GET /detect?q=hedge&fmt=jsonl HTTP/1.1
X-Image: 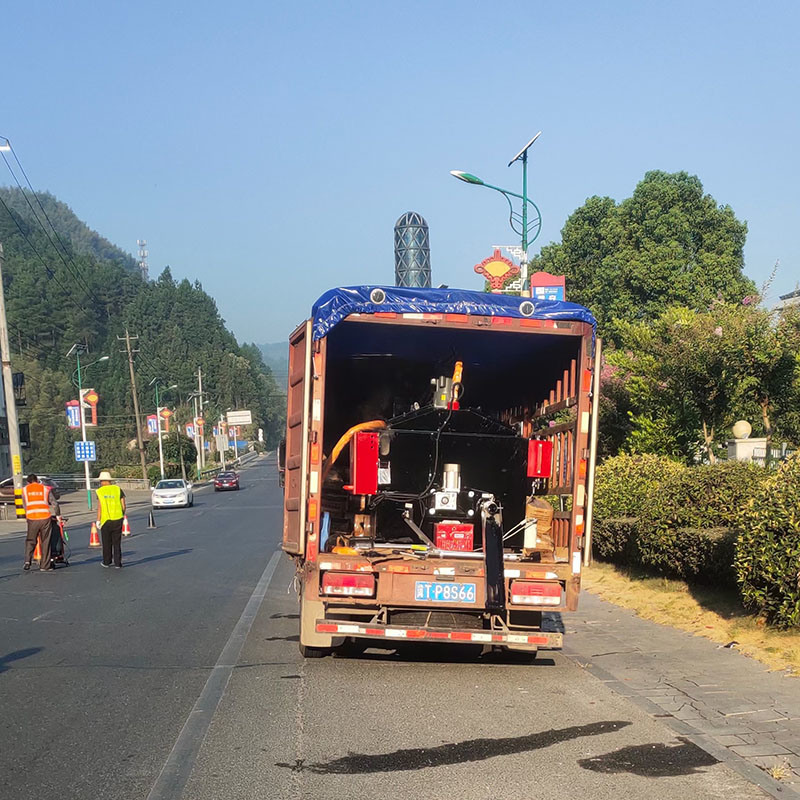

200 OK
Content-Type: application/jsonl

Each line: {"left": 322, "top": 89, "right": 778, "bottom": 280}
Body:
{"left": 592, "top": 458, "right": 768, "bottom": 589}
{"left": 735, "top": 456, "right": 800, "bottom": 629}
{"left": 591, "top": 517, "right": 638, "bottom": 564}
{"left": 593, "top": 454, "right": 684, "bottom": 520}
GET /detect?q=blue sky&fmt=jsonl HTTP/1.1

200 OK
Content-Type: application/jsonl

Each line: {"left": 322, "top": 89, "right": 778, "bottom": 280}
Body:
{"left": 1, "top": 0, "right": 797, "bottom": 343}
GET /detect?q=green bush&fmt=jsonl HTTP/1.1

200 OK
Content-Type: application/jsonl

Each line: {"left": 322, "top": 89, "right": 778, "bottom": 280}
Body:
{"left": 735, "top": 457, "right": 800, "bottom": 628}
{"left": 640, "top": 460, "right": 764, "bottom": 530}
{"left": 592, "top": 460, "right": 767, "bottom": 588}
{"left": 636, "top": 461, "right": 766, "bottom": 585}
{"left": 111, "top": 465, "right": 147, "bottom": 479}
{"left": 593, "top": 454, "right": 685, "bottom": 520}
{"left": 592, "top": 517, "right": 638, "bottom": 563}
{"left": 636, "top": 527, "right": 738, "bottom": 585}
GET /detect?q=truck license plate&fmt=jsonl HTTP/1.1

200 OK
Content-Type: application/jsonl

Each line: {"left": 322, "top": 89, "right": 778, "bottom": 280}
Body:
{"left": 414, "top": 581, "right": 476, "bottom": 603}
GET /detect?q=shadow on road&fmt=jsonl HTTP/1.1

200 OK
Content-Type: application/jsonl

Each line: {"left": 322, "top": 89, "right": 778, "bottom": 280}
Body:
{"left": 579, "top": 737, "right": 719, "bottom": 777}
{"left": 0, "top": 647, "right": 43, "bottom": 673}
{"left": 278, "top": 720, "right": 632, "bottom": 774}
{"left": 331, "top": 644, "right": 555, "bottom": 667}
{"left": 124, "top": 548, "right": 193, "bottom": 567}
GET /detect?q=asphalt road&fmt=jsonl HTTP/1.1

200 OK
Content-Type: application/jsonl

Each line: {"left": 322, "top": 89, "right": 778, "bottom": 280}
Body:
{"left": 0, "top": 457, "right": 770, "bottom": 800}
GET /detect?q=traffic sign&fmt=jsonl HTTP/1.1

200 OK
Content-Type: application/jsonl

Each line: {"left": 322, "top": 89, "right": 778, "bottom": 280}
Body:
{"left": 74, "top": 440, "right": 97, "bottom": 462}
{"left": 147, "top": 415, "right": 158, "bottom": 434}
{"left": 227, "top": 410, "right": 252, "bottom": 426}
{"left": 81, "top": 387, "right": 99, "bottom": 427}
{"left": 65, "top": 401, "right": 81, "bottom": 429}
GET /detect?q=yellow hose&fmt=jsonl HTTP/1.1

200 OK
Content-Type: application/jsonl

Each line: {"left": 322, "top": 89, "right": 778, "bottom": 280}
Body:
{"left": 322, "top": 420, "right": 387, "bottom": 482}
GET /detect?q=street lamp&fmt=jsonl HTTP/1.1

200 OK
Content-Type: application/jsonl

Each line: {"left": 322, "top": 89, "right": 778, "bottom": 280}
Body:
{"left": 67, "top": 346, "right": 109, "bottom": 509}
{"left": 188, "top": 391, "right": 210, "bottom": 478}
{"left": 450, "top": 132, "right": 543, "bottom": 293}
{"left": 149, "top": 378, "right": 177, "bottom": 480}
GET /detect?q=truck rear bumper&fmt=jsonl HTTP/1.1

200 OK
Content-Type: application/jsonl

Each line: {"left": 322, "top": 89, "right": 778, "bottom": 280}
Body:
{"left": 316, "top": 621, "right": 562, "bottom": 649}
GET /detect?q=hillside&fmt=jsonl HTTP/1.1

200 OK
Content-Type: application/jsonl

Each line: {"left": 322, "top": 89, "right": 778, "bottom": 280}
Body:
{"left": 257, "top": 342, "right": 288, "bottom": 390}
{"left": 0, "top": 187, "right": 138, "bottom": 271}
{"left": 0, "top": 186, "right": 285, "bottom": 474}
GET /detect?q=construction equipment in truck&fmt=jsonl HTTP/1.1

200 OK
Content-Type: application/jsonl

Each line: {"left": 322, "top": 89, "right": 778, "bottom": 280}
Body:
{"left": 282, "top": 285, "right": 599, "bottom": 658}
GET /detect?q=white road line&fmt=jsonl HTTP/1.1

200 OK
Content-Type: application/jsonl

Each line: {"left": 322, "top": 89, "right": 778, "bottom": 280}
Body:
{"left": 145, "top": 548, "right": 282, "bottom": 800}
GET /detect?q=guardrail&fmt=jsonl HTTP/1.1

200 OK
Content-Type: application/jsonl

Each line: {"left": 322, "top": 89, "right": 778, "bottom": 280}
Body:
{"left": 47, "top": 474, "right": 151, "bottom": 492}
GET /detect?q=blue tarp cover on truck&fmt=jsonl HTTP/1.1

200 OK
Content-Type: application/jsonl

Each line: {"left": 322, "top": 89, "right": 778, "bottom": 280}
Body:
{"left": 311, "top": 285, "right": 596, "bottom": 341}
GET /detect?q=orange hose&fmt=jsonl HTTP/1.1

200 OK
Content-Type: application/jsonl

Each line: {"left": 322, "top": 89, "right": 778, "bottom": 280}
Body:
{"left": 322, "top": 420, "right": 387, "bottom": 481}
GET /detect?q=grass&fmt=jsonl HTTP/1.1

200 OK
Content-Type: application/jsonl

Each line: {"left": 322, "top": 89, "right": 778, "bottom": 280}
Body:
{"left": 582, "top": 561, "right": 800, "bottom": 675}
{"left": 766, "top": 761, "right": 793, "bottom": 782}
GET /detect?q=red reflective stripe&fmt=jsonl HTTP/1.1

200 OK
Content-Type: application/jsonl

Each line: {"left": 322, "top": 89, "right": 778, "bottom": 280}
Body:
{"left": 491, "top": 634, "right": 505, "bottom": 643}
{"left": 520, "top": 318, "right": 544, "bottom": 328}
{"left": 405, "top": 629, "right": 426, "bottom": 639}
{"left": 365, "top": 628, "right": 384, "bottom": 637}
{"left": 428, "top": 631, "right": 449, "bottom": 640}
{"left": 449, "top": 631, "right": 473, "bottom": 641}
{"left": 527, "top": 636, "right": 550, "bottom": 645}
{"left": 374, "top": 312, "right": 397, "bottom": 318}
{"left": 491, "top": 317, "right": 513, "bottom": 326}
{"left": 445, "top": 314, "right": 468, "bottom": 323}
{"left": 316, "top": 623, "right": 337, "bottom": 633}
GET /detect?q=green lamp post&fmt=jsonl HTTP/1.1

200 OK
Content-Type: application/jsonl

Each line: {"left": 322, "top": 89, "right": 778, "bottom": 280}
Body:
{"left": 451, "top": 131, "right": 543, "bottom": 293}
{"left": 68, "top": 346, "right": 109, "bottom": 509}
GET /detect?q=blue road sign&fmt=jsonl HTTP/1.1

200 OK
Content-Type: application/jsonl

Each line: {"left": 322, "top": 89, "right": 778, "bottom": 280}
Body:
{"left": 74, "top": 440, "right": 97, "bottom": 462}
{"left": 65, "top": 402, "right": 81, "bottom": 429}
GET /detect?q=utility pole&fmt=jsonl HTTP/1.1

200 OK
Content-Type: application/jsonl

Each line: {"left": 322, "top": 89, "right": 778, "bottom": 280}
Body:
{"left": 119, "top": 330, "right": 148, "bottom": 482}
{"left": 154, "top": 381, "right": 165, "bottom": 480}
{"left": 0, "top": 243, "right": 25, "bottom": 518}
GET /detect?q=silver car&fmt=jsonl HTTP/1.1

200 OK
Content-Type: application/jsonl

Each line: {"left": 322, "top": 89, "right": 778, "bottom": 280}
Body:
{"left": 151, "top": 479, "right": 194, "bottom": 509}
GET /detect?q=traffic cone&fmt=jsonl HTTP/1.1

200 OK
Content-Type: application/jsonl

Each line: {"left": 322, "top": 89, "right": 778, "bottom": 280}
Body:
{"left": 89, "top": 522, "right": 101, "bottom": 548}
{"left": 33, "top": 539, "right": 41, "bottom": 562}
{"left": 122, "top": 516, "right": 131, "bottom": 536}
{"left": 147, "top": 510, "right": 156, "bottom": 529}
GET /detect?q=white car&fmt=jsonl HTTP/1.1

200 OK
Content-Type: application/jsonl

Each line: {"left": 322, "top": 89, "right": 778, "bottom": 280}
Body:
{"left": 152, "top": 479, "right": 194, "bottom": 509}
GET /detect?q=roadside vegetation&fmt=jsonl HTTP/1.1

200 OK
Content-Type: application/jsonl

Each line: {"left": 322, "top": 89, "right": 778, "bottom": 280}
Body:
{"left": 534, "top": 170, "right": 800, "bottom": 642}
{"left": 0, "top": 187, "right": 286, "bottom": 476}
{"left": 589, "top": 454, "right": 800, "bottom": 664}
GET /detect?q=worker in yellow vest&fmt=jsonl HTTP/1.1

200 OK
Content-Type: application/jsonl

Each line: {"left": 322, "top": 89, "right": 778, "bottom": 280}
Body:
{"left": 95, "top": 471, "right": 127, "bottom": 569}
{"left": 22, "top": 474, "right": 60, "bottom": 571}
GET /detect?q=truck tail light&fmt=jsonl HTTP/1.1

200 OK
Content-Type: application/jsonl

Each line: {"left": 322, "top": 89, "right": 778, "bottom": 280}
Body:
{"left": 321, "top": 572, "right": 376, "bottom": 598}
{"left": 510, "top": 580, "right": 561, "bottom": 606}
{"left": 527, "top": 439, "right": 553, "bottom": 478}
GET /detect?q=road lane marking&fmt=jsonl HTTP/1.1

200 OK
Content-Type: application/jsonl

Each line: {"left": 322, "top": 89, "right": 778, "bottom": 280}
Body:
{"left": 146, "top": 548, "right": 282, "bottom": 800}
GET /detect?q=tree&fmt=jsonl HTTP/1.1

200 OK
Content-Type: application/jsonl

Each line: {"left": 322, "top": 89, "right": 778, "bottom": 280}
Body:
{"left": 609, "top": 302, "right": 799, "bottom": 463}
{"left": 531, "top": 171, "right": 756, "bottom": 336}
{"left": 0, "top": 187, "right": 286, "bottom": 472}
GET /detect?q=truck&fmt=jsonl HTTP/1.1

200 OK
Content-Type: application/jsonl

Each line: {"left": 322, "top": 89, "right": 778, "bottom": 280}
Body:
{"left": 282, "top": 285, "right": 599, "bottom": 658}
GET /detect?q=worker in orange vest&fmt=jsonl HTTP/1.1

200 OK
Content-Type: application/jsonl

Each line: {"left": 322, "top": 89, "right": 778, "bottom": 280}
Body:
{"left": 22, "top": 474, "right": 60, "bottom": 572}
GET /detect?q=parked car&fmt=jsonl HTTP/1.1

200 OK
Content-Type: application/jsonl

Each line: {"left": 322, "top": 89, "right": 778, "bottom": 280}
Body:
{"left": 214, "top": 471, "right": 240, "bottom": 491}
{"left": 0, "top": 476, "right": 61, "bottom": 503}
{"left": 152, "top": 479, "right": 193, "bottom": 508}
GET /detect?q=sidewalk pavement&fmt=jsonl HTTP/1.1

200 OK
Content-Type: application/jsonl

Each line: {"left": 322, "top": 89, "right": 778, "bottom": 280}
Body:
{"left": 0, "top": 489, "right": 154, "bottom": 538}
{"left": 561, "top": 591, "right": 800, "bottom": 798}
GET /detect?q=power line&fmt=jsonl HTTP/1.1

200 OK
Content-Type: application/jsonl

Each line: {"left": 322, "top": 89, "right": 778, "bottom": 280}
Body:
{"left": 1, "top": 146, "right": 102, "bottom": 306}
